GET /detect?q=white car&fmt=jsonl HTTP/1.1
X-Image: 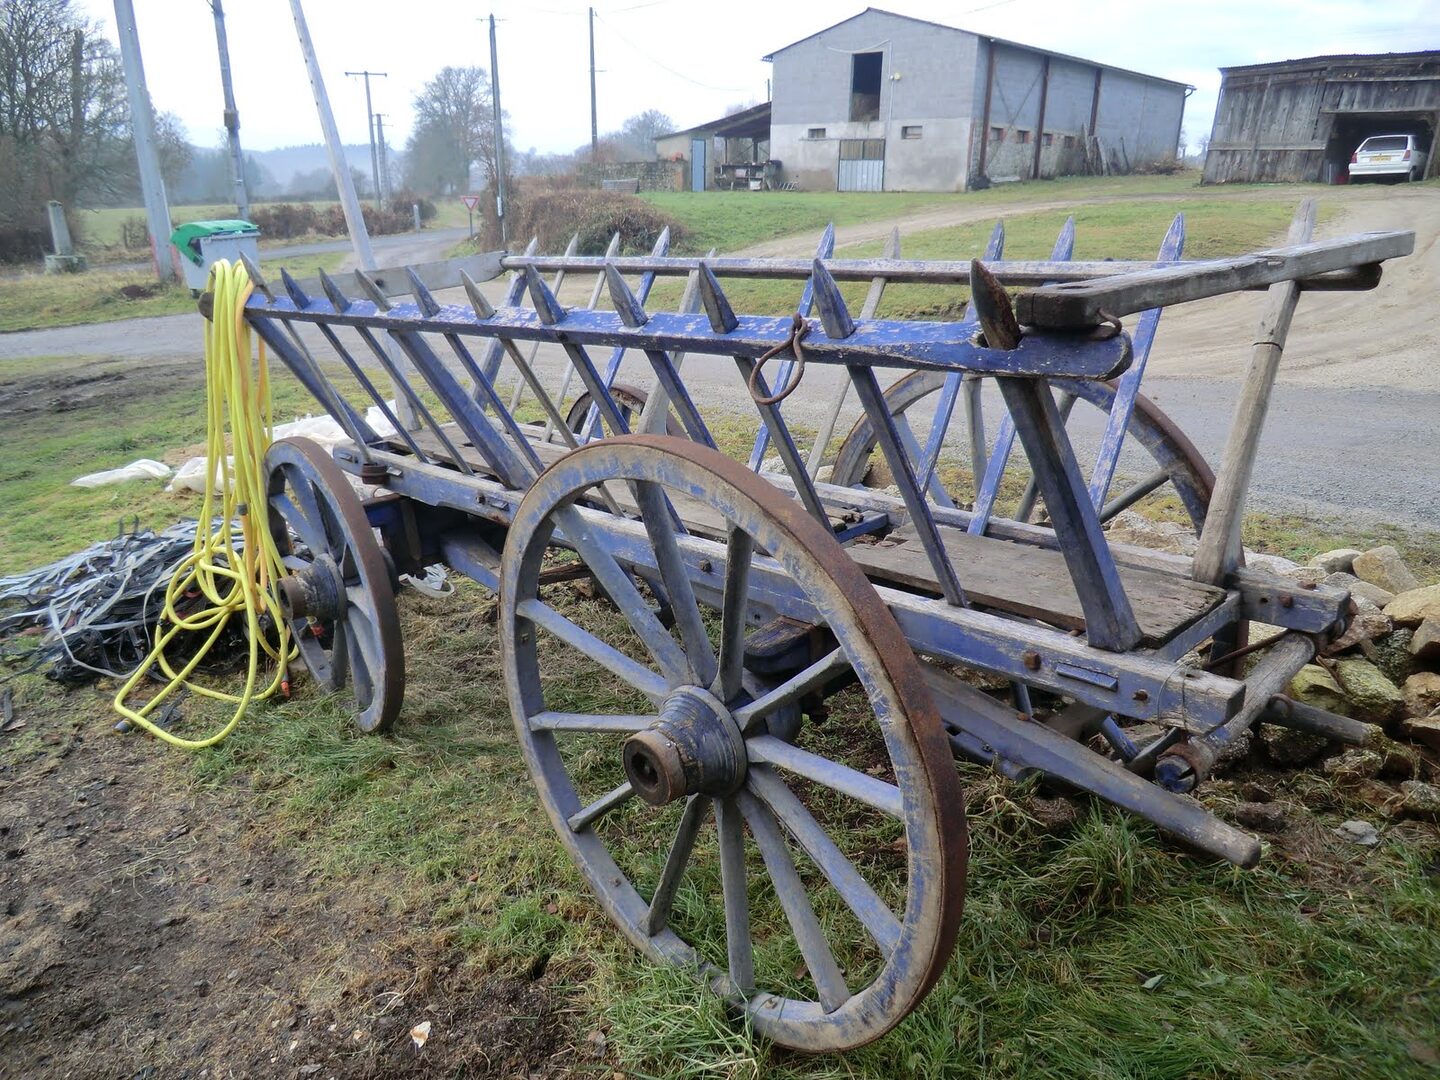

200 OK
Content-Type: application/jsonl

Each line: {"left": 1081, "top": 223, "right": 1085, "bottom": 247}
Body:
{"left": 1348, "top": 134, "right": 1428, "bottom": 182}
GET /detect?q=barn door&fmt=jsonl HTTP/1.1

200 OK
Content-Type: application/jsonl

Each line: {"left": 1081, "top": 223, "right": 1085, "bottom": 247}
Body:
{"left": 838, "top": 138, "right": 885, "bottom": 191}
{"left": 690, "top": 137, "right": 707, "bottom": 191}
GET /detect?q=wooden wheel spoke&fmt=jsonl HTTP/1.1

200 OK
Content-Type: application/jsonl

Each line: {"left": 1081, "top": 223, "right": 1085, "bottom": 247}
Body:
{"left": 747, "top": 766, "right": 901, "bottom": 957}
{"left": 1097, "top": 466, "right": 1170, "bottom": 523}
{"left": 271, "top": 491, "right": 326, "bottom": 553}
{"left": 745, "top": 735, "right": 903, "bottom": 819}
{"left": 517, "top": 598, "right": 668, "bottom": 704}
{"left": 711, "top": 527, "right": 755, "bottom": 703}
{"left": 528, "top": 712, "right": 656, "bottom": 733}
{"left": 633, "top": 481, "right": 716, "bottom": 686}
{"left": 645, "top": 794, "right": 710, "bottom": 936}
{"left": 318, "top": 617, "right": 346, "bottom": 688}
{"left": 715, "top": 796, "right": 754, "bottom": 994}
{"left": 738, "top": 791, "right": 850, "bottom": 1013}
{"left": 553, "top": 504, "right": 690, "bottom": 684}
{"left": 343, "top": 608, "right": 379, "bottom": 706}
{"left": 732, "top": 647, "right": 850, "bottom": 732}
{"left": 338, "top": 540, "right": 361, "bottom": 581}
{"left": 567, "top": 781, "right": 635, "bottom": 832}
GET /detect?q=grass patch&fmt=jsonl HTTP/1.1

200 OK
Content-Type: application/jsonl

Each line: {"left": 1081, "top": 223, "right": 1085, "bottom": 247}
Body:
{"left": 647, "top": 197, "right": 1320, "bottom": 319}
{"left": 642, "top": 174, "right": 1212, "bottom": 254}
{"left": 0, "top": 251, "right": 346, "bottom": 333}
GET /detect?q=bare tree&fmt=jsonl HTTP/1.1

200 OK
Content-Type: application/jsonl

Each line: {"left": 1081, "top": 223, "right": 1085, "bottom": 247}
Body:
{"left": 404, "top": 65, "right": 507, "bottom": 194}
{"left": 616, "top": 109, "right": 673, "bottom": 160}
{"left": 0, "top": 0, "right": 130, "bottom": 223}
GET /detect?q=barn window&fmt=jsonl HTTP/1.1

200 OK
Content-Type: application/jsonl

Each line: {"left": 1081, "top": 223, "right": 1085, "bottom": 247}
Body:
{"left": 807, "top": 127, "right": 827, "bottom": 139}
{"left": 990, "top": 126, "right": 1005, "bottom": 142}
{"left": 901, "top": 125, "right": 923, "bottom": 139}
{"left": 1042, "top": 132, "right": 1054, "bottom": 148}
{"left": 850, "top": 52, "right": 883, "bottom": 122}
{"left": 1016, "top": 129, "right": 1031, "bottom": 144}
{"left": 1063, "top": 134, "right": 1076, "bottom": 149}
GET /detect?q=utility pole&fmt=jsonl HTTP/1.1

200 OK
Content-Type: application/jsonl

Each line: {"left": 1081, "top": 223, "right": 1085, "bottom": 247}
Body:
{"left": 209, "top": 0, "right": 249, "bottom": 219}
{"left": 289, "top": 0, "right": 417, "bottom": 430}
{"left": 588, "top": 7, "right": 598, "bottom": 158}
{"left": 489, "top": 14, "right": 508, "bottom": 244}
{"left": 344, "top": 68, "right": 387, "bottom": 207}
{"left": 374, "top": 113, "right": 389, "bottom": 201}
{"left": 113, "top": 0, "right": 177, "bottom": 282}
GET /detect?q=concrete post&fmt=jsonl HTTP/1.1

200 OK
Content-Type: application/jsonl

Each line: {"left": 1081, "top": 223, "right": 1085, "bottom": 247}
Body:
{"left": 47, "top": 201, "right": 74, "bottom": 256}
{"left": 113, "top": 0, "right": 178, "bottom": 282}
{"left": 43, "top": 201, "right": 86, "bottom": 274}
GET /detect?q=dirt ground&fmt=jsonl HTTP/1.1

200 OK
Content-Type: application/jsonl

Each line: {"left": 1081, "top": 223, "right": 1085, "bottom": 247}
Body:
{"left": 0, "top": 356, "right": 193, "bottom": 425}
{"left": 0, "top": 723, "right": 569, "bottom": 1080}
{"left": 0, "top": 360, "right": 576, "bottom": 1079}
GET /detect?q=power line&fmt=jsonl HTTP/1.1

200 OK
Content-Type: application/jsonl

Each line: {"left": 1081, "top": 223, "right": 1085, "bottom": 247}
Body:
{"left": 593, "top": 13, "right": 750, "bottom": 92}
{"left": 959, "top": 0, "right": 1023, "bottom": 14}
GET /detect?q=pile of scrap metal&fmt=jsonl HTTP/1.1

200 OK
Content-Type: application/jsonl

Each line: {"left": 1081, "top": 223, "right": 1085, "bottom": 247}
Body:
{"left": 0, "top": 519, "right": 226, "bottom": 684}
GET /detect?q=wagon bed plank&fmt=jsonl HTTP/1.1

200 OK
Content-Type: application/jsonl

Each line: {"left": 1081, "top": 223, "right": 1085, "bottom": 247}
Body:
{"left": 397, "top": 423, "right": 1220, "bottom": 645}
{"left": 851, "top": 525, "right": 1223, "bottom": 647}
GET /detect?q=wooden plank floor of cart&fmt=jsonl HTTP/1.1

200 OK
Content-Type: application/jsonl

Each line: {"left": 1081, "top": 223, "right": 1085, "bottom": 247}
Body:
{"left": 392, "top": 423, "right": 1225, "bottom": 648}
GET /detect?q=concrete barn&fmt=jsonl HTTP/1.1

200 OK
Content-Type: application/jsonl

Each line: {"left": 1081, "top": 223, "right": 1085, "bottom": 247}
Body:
{"left": 762, "top": 8, "right": 1189, "bottom": 192}
{"left": 1202, "top": 51, "right": 1440, "bottom": 184}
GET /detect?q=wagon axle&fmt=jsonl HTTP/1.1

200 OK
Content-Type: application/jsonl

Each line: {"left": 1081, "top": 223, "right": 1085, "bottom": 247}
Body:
{"left": 622, "top": 685, "right": 747, "bottom": 805}
{"left": 274, "top": 555, "right": 345, "bottom": 622}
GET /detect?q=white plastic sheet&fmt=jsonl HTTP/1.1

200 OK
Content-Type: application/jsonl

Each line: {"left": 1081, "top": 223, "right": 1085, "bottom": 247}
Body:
{"left": 71, "top": 459, "right": 172, "bottom": 488}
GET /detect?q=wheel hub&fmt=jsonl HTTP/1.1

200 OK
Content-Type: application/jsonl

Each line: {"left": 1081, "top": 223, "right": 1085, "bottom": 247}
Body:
{"left": 623, "top": 686, "right": 747, "bottom": 805}
{"left": 275, "top": 554, "right": 347, "bottom": 622}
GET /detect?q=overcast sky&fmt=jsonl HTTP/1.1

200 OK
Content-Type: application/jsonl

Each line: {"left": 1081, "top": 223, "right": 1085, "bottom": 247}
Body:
{"left": 79, "top": 0, "right": 1438, "bottom": 159}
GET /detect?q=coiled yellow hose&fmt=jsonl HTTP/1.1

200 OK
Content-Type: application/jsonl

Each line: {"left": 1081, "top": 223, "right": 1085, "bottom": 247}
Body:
{"left": 112, "top": 259, "right": 294, "bottom": 748}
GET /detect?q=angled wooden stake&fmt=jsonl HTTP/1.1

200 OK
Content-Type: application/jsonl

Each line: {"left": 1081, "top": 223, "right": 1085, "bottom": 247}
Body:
{"left": 1192, "top": 198, "right": 1317, "bottom": 585}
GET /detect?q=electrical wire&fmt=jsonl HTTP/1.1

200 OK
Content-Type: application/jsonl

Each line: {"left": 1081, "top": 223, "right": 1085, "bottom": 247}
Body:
{"left": 592, "top": 13, "right": 750, "bottom": 92}
{"left": 111, "top": 259, "right": 294, "bottom": 749}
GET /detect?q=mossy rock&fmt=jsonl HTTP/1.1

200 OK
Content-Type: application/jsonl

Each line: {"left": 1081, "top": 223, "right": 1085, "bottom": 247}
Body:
{"left": 1333, "top": 657, "right": 1405, "bottom": 725}
{"left": 1287, "top": 664, "right": 1349, "bottom": 715}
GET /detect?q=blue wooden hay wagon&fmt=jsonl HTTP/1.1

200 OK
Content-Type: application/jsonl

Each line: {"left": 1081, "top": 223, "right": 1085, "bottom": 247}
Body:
{"left": 236, "top": 202, "right": 1412, "bottom": 1051}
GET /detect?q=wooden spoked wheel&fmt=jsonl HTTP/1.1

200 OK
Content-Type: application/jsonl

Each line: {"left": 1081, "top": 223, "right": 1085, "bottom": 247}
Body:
{"left": 263, "top": 437, "right": 405, "bottom": 733}
{"left": 563, "top": 381, "right": 685, "bottom": 442}
{"left": 500, "top": 435, "right": 966, "bottom": 1051}
{"left": 829, "top": 371, "right": 1218, "bottom": 533}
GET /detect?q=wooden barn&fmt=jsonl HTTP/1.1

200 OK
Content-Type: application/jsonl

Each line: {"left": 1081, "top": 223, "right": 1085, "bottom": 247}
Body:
{"left": 1202, "top": 50, "right": 1440, "bottom": 184}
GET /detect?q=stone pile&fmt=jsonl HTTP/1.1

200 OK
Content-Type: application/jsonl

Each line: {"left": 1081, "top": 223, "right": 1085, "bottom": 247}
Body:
{"left": 1105, "top": 513, "right": 1440, "bottom": 824}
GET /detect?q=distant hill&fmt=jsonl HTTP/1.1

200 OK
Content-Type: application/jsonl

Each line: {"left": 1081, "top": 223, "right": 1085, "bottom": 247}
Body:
{"left": 249, "top": 143, "right": 375, "bottom": 189}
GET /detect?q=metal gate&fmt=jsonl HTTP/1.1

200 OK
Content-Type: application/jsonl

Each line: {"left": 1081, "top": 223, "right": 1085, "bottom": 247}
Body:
{"left": 838, "top": 138, "right": 885, "bottom": 191}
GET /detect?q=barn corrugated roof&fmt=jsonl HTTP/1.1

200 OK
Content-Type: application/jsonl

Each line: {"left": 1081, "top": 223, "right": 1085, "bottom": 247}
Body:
{"left": 761, "top": 7, "right": 1191, "bottom": 89}
{"left": 1219, "top": 50, "right": 1440, "bottom": 74}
